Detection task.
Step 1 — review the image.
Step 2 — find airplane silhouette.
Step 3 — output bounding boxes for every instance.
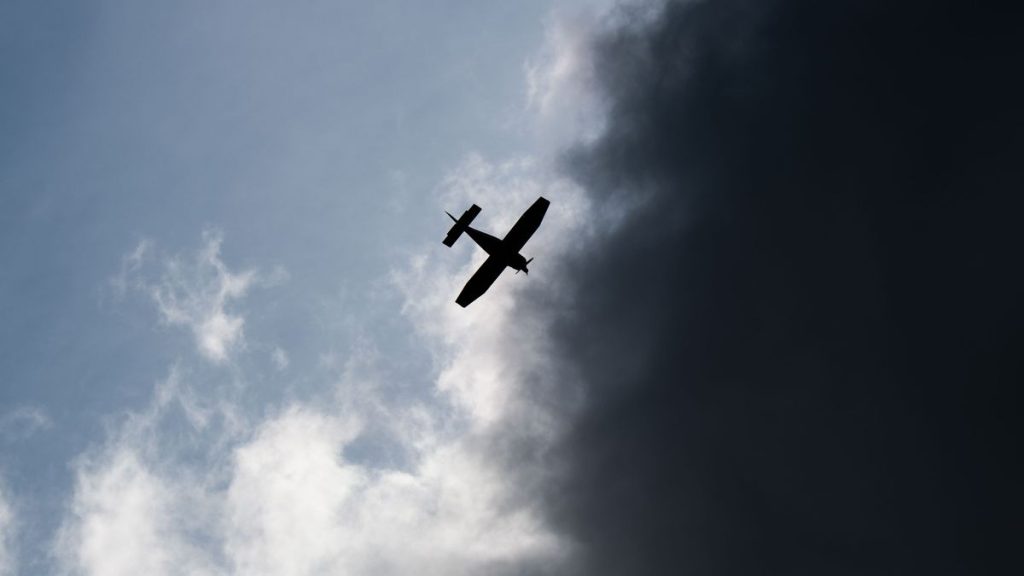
[443,197,550,307]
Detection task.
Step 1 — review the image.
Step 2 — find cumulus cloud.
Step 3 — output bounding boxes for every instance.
[56,450,218,576]
[59,172,594,575]
[56,372,566,576]
[222,407,559,576]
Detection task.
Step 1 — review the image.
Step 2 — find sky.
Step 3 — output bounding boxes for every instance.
[1,0,1021,575]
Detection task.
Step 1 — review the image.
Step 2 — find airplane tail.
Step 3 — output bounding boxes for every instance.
[442,204,481,247]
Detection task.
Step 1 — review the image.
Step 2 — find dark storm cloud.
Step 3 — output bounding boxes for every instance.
[526,0,1022,573]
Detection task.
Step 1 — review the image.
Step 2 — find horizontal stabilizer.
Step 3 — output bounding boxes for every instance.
[442,204,481,247]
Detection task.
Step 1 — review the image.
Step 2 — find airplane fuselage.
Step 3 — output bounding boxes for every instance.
[465,227,529,272]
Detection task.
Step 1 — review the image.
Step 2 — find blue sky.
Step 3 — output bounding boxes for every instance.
[0,1,608,573]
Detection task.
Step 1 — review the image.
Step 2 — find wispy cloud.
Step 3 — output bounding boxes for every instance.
[0,406,53,443]
[108,239,152,299]
[270,347,289,371]
[149,231,257,364]
[0,483,14,576]
[114,231,262,365]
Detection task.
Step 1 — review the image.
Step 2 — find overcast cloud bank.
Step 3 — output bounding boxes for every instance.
[513,0,1022,574]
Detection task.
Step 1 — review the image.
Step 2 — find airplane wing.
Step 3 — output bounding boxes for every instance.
[456,256,507,307]
[501,197,550,252]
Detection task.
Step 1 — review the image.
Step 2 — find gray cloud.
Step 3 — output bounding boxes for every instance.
[514,0,1022,573]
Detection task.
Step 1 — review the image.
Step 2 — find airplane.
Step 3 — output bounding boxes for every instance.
[442,196,550,307]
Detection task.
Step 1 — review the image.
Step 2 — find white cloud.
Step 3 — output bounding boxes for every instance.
[150,231,256,364]
[223,408,363,575]
[55,450,217,576]
[224,407,559,576]
[115,231,260,364]
[55,368,227,576]
[524,9,605,147]
[56,369,565,575]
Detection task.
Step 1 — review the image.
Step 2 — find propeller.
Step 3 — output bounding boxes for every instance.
[517,257,534,275]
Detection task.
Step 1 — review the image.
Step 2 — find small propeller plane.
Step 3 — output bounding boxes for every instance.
[442,196,550,307]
